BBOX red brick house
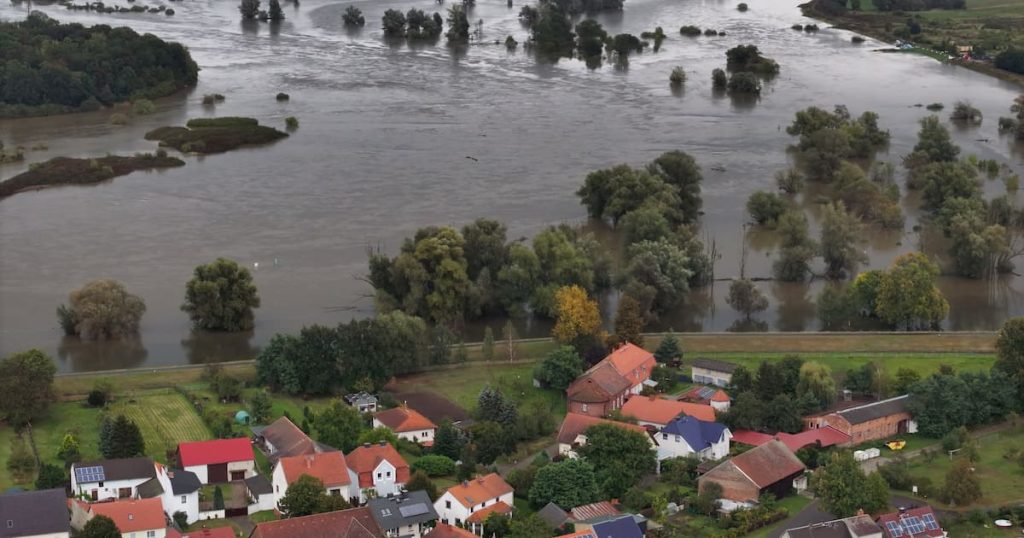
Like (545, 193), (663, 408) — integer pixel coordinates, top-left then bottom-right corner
(698, 440), (806, 509)
(566, 344), (656, 417)
(804, 395), (916, 445)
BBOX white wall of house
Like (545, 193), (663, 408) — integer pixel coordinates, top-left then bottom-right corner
(184, 461), (255, 485)
(655, 429), (731, 461)
(371, 460), (400, 498)
(184, 465), (208, 484)
(433, 491), (514, 527)
(691, 367), (731, 387)
(270, 464), (287, 508)
(155, 469), (199, 524)
(16, 533), (68, 538)
(248, 490), (277, 515)
(381, 522), (426, 538)
(70, 477), (148, 502)
(119, 528), (166, 538)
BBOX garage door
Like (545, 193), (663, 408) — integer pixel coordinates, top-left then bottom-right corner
(208, 463), (228, 483)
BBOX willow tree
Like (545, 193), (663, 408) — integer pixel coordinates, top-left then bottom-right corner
(182, 258), (260, 331)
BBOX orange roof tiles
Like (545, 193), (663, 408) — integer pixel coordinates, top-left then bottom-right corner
(444, 473), (513, 509)
(373, 407), (437, 433)
(567, 362), (632, 403)
(279, 451), (351, 487)
(425, 523), (478, 537)
(569, 500), (620, 522)
(250, 506), (383, 538)
(710, 390), (730, 403)
(620, 395), (716, 424)
(725, 439), (805, 488)
(82, 498), (165, 532)
(605, 343), (656, 385)
(346, 442), (410, 488)
(466, 501), (513, 523)
(557, 413), (650, 445)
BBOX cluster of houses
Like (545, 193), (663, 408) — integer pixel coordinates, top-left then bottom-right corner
(0, 342), (945, 538)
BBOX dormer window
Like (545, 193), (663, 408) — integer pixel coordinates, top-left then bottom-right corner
(6, 520), (13, 529)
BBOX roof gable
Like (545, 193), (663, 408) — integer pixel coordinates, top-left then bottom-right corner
(569, 500), (620, 522)
(691, 358), (739, 374)
(620, 396), (716, 424)
(178, 438), (254, 467)
(258, 417), (317, 457)
(443, 474), (513, 508)
(73, 457), (156, 483)
(279, 452), (351, 487)
(373, 407), (437, 433)
(567, 362), (632, 402)
(250, 506), (384, 538)
(837, 395), (911, 425)
(346, 443), (409, 475)
(592, 515), (644, 538)
(0, 489), (71, 536)
(557, 413), (649, 445)
(722, 440), (805, 488)
(425, 523), (477, 538)
(661, 416), (728, 450)
(605, 344), (655, 378)
(84, 498), (165, 532)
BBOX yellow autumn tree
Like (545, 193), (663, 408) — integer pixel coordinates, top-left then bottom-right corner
(552, 285), (603, 349)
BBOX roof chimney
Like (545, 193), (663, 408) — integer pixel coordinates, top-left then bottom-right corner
(462, 480), (469, 487)
(363, 443), (371, 448)
(379, 441), (387, 447)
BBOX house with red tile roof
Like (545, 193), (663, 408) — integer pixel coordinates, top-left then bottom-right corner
(566, 344), (656, 417)
(177, 438), (256, 484)
(679, 386), (732, 412)
(71, 498), (167, 538)
(170, 528), (237, 538)
(424, 523), (477, 538)
(272, 452), (358, 509)
(249, 506), (384, 538)
(557, 413), (654, 458)
(698, 440), (807, 511)
(876, 506), (945, 538)
(346, 441), (410, 504)
(372, 407), (437, 446)
(732, 426), (852, 453)
(620, 395), (716, 426)
(433, 474), (514, 535)
(805, 395), (917, 445)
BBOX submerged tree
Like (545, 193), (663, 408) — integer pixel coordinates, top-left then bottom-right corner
(58, 279), (146, 340)
(446, 4), (470, 42)
(268, 0), (284, 20)
(726, 279), (768, 319)
(182, 258), (261, 332)
(239, 0), (260, 19)
(342, 5), (365, 26)
(820, 201), (867, 279)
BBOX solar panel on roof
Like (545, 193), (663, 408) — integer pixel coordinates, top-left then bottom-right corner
(399, 503), (430, 518)
(74, 466), (105, 483)
(698, 387), (716, 399)
(921, 513), (939, 531)
(886, 521), (905, 537)
(902, 515), (925, 535)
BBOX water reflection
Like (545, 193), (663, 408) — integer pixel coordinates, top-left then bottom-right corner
(181, 330), (259, 365)
(727, 318), (768, 332)
(57, 336), (148, 372)
(773, 281), (816, 332)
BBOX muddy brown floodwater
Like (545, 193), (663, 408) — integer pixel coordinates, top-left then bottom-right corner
(1, 0), (1022, 372)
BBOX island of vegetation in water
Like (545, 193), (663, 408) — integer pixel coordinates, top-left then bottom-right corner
(0, 12), (199, 118)
(0, 153), (185, 199)
(144, 117), (289, 154)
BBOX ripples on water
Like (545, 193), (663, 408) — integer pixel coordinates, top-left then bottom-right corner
(0, 0), (1022, 370)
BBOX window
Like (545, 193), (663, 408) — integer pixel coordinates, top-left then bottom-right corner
(377, 472), (382, 479)
(662, 433), (668, 440)
(675, 435), (681, 442)
(276, 486), (279, 493)
(446, 501), (451, 509)
(386, 471), (391, 478)
(147, 532), (156, 538)
(581, 404), (588, 412)
(98, 481), (104, 487)
(6, 520), (12, 529)
(181, 495), (186, 504)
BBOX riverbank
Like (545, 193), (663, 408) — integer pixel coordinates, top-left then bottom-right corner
(800, 0), (1024, 88)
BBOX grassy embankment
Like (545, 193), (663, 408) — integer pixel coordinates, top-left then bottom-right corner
(145, 117), (288, 154)
(801, 0), (1024, 87)
(2, 332), (999, 491)
(0, 154), (185, 199)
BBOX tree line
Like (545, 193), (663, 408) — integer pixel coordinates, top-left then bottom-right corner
(0, 12), (199, 117)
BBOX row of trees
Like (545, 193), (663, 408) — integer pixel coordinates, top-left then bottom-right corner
(0, 13), (199, 116)
(56, 258), (261, 341)
(719, 357), (836, 433)
(381, 7), (467, 42)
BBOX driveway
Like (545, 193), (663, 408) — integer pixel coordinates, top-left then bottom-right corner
(763, 499), (835, 538)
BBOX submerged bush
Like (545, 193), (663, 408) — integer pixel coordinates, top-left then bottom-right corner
(679, 25), (701, 36)
(132, 99), (156, 116)
(669, 66), (685, 87)
(276, 92), (290, 101)
(712, 68), (728, 90)
(109, 113), (129, 125)
(342, 5), (365, 26)
(737, 2), (748, 10)
(285, 116), (299, 130)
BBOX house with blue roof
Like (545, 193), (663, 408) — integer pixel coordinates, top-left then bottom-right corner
(656, 415), (731, 461)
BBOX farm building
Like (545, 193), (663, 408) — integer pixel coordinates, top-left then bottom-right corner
(556, 412), (653, 458)
(177, 438), (256, 483)
(252, 416), (335, 463)
(249, 506), (384, 538)
(804, 395), (916, 445)
(690, 358), (739, 387)
(782, 513), (882, 538)
(698, 440), (806, 510)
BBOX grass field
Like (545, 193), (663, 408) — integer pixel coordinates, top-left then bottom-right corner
(691, 352), (995, 378)
(108, 389), (211, 462)
(902, 427), (1024, 507)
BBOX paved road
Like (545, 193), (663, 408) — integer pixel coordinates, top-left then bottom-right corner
(763, 499), (835, 538)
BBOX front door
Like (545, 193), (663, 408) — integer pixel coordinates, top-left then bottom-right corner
(230, 470), (246, 481)
(208, 463), (228, 483)
(118, 487), (132, 499)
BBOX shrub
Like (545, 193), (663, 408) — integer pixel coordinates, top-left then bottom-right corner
(926, 102), (944, 111)
(342, 5), (365, 26)
(712, 68), (728, 89)
(505, 35), (518, 49)
(804, 24), (819, 31)
(411, 455), (456, 476)
(285, 116), (299, 130)
(737, 2), (748, 10)
(109, 113), (129, 125)
(679, 25), (701, 36)
(201, 94), (226, 105)
(998, 117), (1017, 131)
(704, 28), (719, 36)
(792, 23), (804, 30)
(132, 99), (156, 115)
(276, 92), (290, 101)
(87, 390), (107, 407)
(166, 8), (174, 15)
(851, 35), (865, 43)
(728, 71), (762, 94)
(950, 101), (982, 123)
(669, 66), (685, 87)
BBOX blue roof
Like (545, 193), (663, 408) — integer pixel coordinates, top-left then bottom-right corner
(661, 415), (728, 451)
(592, 515), (644, 538)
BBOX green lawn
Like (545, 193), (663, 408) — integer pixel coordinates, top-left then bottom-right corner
(250, 510), (278, 523)
(850, 433), (941, 453)
(747, 496), (814, 538)
(108, 389), (211, 462)
(388, 362), (565, 416)
(33, 401), (104, 464)
(186, 517), (244, 536)
(687, 352), (995, 379)
(0, 426), (16, 488)
(943, 520), (1021, 537)
(902, 427), (1024, 507)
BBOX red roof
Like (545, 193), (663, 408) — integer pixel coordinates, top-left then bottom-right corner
(182, 528), (237, 538)
(710, 390), (730, 403)
(466, 501), (513, 523)
(373, 407), (437, 433)
(425, 523), (477, 537)
(279, 452), (351, 487)
(567, 362), (631, 403)
(557, 413), (650, 446)
(731, 427), (851, 452)
(877, 506), (944, 537)
(605, 343), (656, 386)
(178, 438), (253, 467)
(79, 498), (165, 532)
(346, 442), (410, 488)
(620, 395), (716, 424)
(250, 506), (383, 538)
(569, 500), (620, 521)
(726, 440), (805, 488)
(444, 474), (513, 509)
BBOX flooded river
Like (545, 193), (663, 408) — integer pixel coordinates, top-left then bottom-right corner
(1, 0), (1022, 371)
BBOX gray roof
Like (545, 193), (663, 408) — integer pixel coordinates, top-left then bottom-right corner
(367, 491), (437, 530)
(536, 502), (569, 528)
(245, 474), (273, 496)
(73, 457), (155, 483)
(786, 515), (882, 538)
(691, 358), (739, 374)
(136, 477), (164, 498)
(345, 392), (378, 406)
(837, 395), (910, 425)
(169, 469), (202, 495)
(0, 488), (71, 537)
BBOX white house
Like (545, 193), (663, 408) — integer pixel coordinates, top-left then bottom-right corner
(372, 407), (437, 445)
(272, 451), (358, 507)
(367, 490), (437, 538)
(345, 392), (379, 413)
(346, 442), (410, 504)
(690, 358), (739, 387)
(154, 464), (202, 525)
(434, 474), (514, 535)
(655, 415), (731, 462)
(245, 475), (277, 515)
(178, 438), (256, 484)
(71, 498), (167, 538)
(0, 488), (71, 538)
(71, 457), (160, 501)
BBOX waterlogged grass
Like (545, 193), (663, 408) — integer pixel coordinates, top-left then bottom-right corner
(145, 116), (288, 154)
(0, 154), (184, 199)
